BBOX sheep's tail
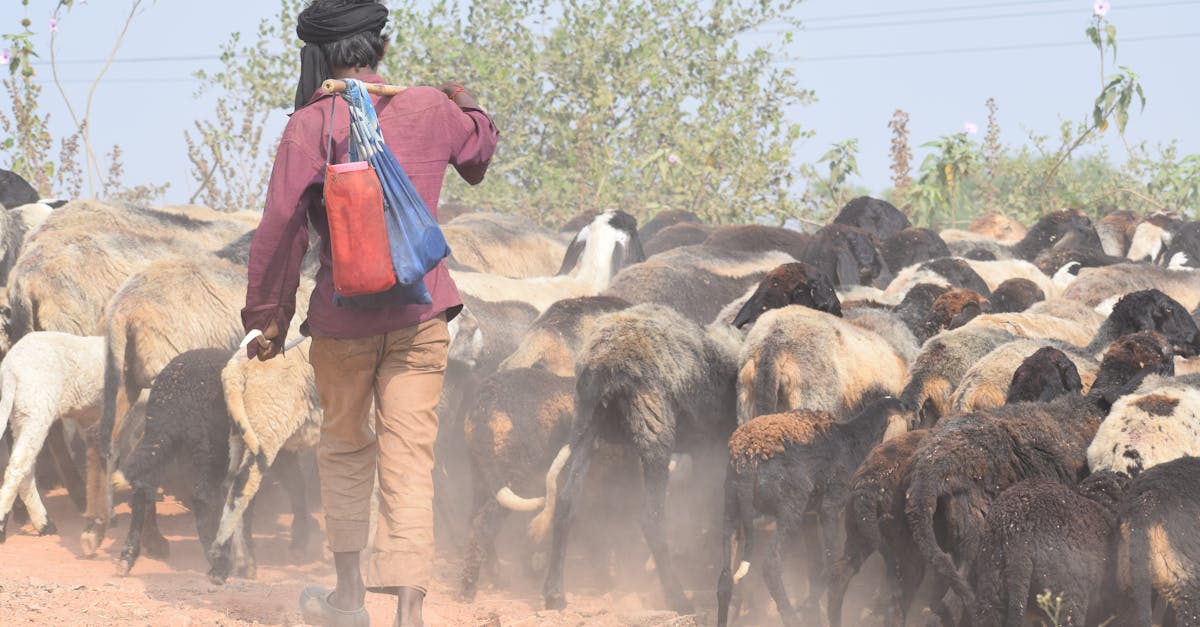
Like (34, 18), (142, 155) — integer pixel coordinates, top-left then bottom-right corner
(212, 356), (268, 548)
(738, 351), (778, 423)
(496, 486), (544, 512)
(98, 318), (128, 461)
(850, 490), (884, 554)
(1119, 520), (1154, 627)
(905, 475), (975, 607)
(717, 465), (756, 627)
(529, 368), (605, 542)
(527, 444), (570, 541)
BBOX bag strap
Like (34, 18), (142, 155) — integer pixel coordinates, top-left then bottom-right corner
(326, 94), (337, 166)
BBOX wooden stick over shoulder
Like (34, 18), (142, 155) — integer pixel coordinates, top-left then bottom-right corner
(321, 79), (408, 96)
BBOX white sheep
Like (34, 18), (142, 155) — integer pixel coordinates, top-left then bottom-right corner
(449, 210), (644, 312)
(1088, 375), (1200, 477)
(0, 332), (103, 541)
(207, 335), (321, 581)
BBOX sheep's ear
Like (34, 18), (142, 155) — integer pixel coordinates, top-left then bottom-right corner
(1059, 358), (1083, 395)
(556, 226), (589, 276)
(834, 245), (860, 287)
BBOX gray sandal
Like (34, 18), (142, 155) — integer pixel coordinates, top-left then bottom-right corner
(299, 586), (370, 627)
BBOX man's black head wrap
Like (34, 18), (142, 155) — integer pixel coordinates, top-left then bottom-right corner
(293, 0), (389, 112)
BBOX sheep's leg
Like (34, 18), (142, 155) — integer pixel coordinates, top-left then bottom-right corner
(459, 495), (507, 602)
(826, 524), (871, 627)
(762, 510), (803, 627)
(640, 457), (693, 614)
(80, 424), (110, 557)
(141, 498), (169, 559)
(45, 420), (87, 512)
(542, 423), (598, 611)
(803, 496), (843, 612)
(0, 414), (56, 541)
(274, 450), (315, 562)
(16, 472), (53, 535)
(117, 488), (149, 576)
(893, 547), (926, 627)
(234, 497), (258, 579)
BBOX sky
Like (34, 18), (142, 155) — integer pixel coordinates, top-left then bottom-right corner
(3, 0), (1199, 206)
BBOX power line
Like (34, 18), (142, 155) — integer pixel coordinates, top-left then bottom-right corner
(759, 0), (1200, 34)
(775, 31), (1200, 63)
(795, 0), (1072, 23)
(32, 54), (220, 66)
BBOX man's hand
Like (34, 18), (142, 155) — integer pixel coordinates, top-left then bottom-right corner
(248, 320), (282, 361)
(437, 82), (480, 110)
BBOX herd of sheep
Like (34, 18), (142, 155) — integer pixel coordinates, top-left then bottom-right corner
(1, 164), (1200, 627)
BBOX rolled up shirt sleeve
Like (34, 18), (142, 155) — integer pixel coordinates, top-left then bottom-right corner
(445, 101), (499, 185)
(242, 135), (322, 341)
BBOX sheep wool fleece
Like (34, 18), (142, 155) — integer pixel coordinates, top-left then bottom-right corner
(308, 312), (449, 593)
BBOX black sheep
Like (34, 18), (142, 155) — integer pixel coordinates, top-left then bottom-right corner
(731, 262), (842, 329)
(802, 223), (890, 288)
(638, 208), (703, 243)
(716, 397), (909, 627)
(918, 257), (993, 297)
(880, 227), (951, 276)
(1162, 220), (1200, 269)
(115, 349), (314, 579)
(825, 428), (930, 627)
(643, 222), (712, 257)
(1034, 244), (1125, 276)
(905, 331), (1175, 611)
(918, 288), (991, 343)
(971, 471), (1129, 627)
(892, 282), (951, 340)
(458, 368), (574, 601)
(1004, 346), (1084, 404)
(1011, 208), (1099, 262)
(832, 196), (911, 240)
(705, 224), (812, 261)
(990, 278), (1045, 313)
(1116, 455), (1200, 626)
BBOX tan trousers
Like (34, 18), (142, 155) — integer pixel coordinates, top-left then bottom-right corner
(308, 313), (449, 593)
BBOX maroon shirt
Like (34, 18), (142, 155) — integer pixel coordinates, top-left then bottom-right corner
(242, 74), (498, 341)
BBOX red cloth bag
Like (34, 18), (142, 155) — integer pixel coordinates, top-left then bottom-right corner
(324, 160), (397, 297)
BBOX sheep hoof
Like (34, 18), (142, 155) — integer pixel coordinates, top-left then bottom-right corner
(143, 533), (169, 559)
(544, 593), (567, 611)
(236, 561), (257, 580)
(207, 570), (227, 586)
(0, 517), (7, 543)
(457, 583), (477, 604)
(116, 558), (134, 577)
(36, 520), (57, 536)
(79, 526), (104, 557)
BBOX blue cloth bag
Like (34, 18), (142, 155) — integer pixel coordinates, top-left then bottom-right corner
(332, 78), (451, 307)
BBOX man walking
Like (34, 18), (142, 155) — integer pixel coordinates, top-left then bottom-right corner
(241, 1), (498, 625)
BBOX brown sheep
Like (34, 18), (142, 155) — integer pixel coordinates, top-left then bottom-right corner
(737, 304), (907, 424)
(918, 288), (991, 342)
(442, 212), (568, 278)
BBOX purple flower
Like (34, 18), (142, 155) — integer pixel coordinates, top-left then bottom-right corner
(963, 121), (979, 135)
(49, 18), (58, 32)
(0, 49), (9, 65)
(667, 153), (679, 164)
(1094, 0), (1110, 17)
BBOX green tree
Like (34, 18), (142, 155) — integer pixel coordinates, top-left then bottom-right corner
(190, 0), (814, 223)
